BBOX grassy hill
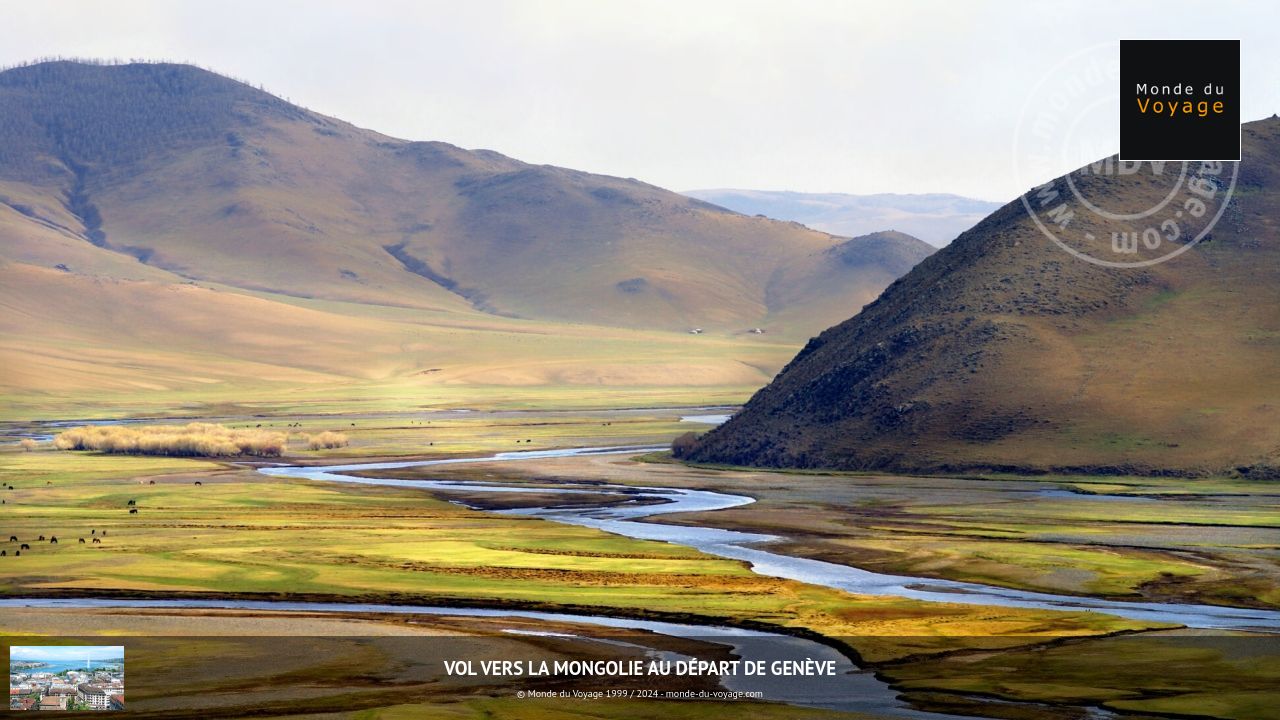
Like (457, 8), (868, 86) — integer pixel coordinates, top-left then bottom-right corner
(0, 61), (933, 414)
(688, 118), (1280, 477)
(0, 61), (930, 332)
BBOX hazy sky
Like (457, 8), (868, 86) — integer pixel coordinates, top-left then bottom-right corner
(2, 1), (1277, 200)
(10, 645), (123, 662)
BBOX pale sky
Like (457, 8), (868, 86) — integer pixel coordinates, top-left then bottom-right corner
(10, 645), (123, 662)
(1, 0), (1277, 200)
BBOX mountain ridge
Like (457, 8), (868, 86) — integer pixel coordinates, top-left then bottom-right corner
(0, 60), (935, 405)
(0, 60), (932, 337)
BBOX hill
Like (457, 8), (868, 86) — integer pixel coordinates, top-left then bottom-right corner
(687, 118), (1280, 477)
(0, 61), (930, 336)
(763, 231), (934, 330)
(683, 189), (1000, 247)
(0, 61), (934, 413)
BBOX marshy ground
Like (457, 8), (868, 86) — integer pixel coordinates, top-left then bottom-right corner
(2, 406), (1277, 719)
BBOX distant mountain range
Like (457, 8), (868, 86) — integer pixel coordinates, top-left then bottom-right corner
(682, 189), (1000, 247)
(688, 118), (1280, 477)
(0, 61), (933, 400)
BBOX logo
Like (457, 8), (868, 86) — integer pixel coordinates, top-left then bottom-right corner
(1120, 40), (1240, 161)
(1013, 43), (1238, 268)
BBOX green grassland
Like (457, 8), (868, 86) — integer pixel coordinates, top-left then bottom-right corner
(5, 407), (714, 459)
(485, 453), (1280, 611)
(0, 447), (1157, 665)
(887, 630), (1280, 720)
(3, 413), (1278, 719)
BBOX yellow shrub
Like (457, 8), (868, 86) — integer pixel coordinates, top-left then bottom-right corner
(54, 423), (287, 457)
(307, 431), (349, 450)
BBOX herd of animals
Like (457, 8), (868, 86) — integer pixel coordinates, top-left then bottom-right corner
(3, 478), (205, 556)
(5, 528), (104, 556)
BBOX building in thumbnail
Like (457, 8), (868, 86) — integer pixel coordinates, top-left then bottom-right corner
(48, 683), (76, 697)
(77, 683), (111, 710)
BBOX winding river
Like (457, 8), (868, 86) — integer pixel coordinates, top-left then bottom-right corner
(9, 442), (1275, 718)
(259, 445), (1280, 633)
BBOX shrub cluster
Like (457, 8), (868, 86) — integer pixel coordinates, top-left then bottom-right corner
(54, 423), (287, 457)
(306, 431), (349, 450)
(671, 431), (700, 458)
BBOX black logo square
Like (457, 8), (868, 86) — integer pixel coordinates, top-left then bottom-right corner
(1120, 39), (1240, 161)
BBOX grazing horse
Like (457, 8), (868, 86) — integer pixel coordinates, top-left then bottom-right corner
(8, 535), (16, 542)
(1, 550), (5, 556)
(79, 538), (86, 544)
(19, 543), (30, 550)
(92, 538), (101, 544)
(50, 536), (57, 544)
(148, 480), (155, 485)
(129, 508), (138, 514)
(194, 481), (202, 486)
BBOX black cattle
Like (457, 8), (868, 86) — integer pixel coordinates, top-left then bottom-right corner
(8, 536), (15, 542)
(127, 500), (136, 506)
(194, 481), (202, 486)
(129, 508), (138, 514)
(91, 529), (96, 535)
(79, 538), (86, 544)
(92, 538), (101, 544)
(1, 550), (5, 556)
(49, 537), (57, 544)
(19, 543), (30, 550)
(102, 530), (107, 536)
(148, 480), (155, 485)
(37, 535), (44, 541)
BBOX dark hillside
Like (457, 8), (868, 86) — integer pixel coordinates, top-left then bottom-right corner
(688, 118), (1280, 476)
